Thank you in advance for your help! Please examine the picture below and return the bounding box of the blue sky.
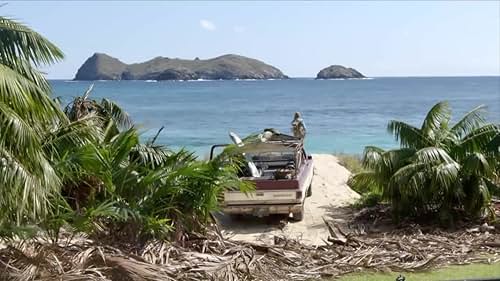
[4,1,500,78]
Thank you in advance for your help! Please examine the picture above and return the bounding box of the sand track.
[215,154,360,245]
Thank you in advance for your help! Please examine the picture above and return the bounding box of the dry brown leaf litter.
[1,219,499,281]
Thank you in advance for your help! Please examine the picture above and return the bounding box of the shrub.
[348,102,500,223]
[337,154,364,174]
[0,17,249,242]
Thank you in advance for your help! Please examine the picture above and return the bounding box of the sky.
[3,1,500,78]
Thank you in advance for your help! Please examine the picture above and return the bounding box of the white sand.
[215,154,360,245]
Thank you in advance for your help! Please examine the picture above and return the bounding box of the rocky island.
[316,65,365,79]
[74,53,288,81]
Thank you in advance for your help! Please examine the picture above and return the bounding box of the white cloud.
[233,25,245,33]
[200,19,216,31]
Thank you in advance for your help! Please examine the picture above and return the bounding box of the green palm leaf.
[456,124,499,158]
[420,101,451,140]
[462,152,492,177]
[449,105,487,139]
[413,147,455,164]
[387,120,432,148]
[42,114,103,158]
[0,63,62,121]
[431,162,460,193]
[0,147,60,222]
[388,162,428,201]
[0,16,63,66]
[0,16,65,228]
[381,148,416,173]
[130,144,171,168]
[356,101,498,222]
[348,171,384,193]
[361,146,384,170]
[100,98,132,129]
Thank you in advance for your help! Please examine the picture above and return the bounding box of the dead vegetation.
[1,215,500,281]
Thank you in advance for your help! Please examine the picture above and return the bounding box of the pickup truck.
[210,130,314,221]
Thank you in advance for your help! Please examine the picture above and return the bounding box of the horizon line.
[47,74,500,80]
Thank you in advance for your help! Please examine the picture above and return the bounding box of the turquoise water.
[50,77,499,156]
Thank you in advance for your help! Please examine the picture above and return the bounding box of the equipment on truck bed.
[210,127,314,221]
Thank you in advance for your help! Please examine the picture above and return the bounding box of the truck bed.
[222,158,314,217]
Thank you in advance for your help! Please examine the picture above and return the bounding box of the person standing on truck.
[291,112,306,139]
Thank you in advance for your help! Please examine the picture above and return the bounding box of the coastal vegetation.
[0,14,498,281]
[0,16,246,243]
[336,154,364,174]
[348,102,500,223]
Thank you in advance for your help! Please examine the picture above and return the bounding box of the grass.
[335,153,382,208]
[333,263,500,281]
[336,153,364,174]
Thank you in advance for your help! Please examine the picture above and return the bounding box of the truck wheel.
[292,205,304,221]
[306,183,312,197]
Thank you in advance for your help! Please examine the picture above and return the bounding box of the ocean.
[50,77,500,157]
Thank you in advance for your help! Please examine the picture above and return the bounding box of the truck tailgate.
[224,190,300,205]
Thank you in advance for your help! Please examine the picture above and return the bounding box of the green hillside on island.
[74,53,288,81]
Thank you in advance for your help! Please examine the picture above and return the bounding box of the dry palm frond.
[1,220,500,281]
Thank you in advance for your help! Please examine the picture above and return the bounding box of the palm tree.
[64,84,132,139]
[349,102,500,222]
[54,86,250,241]
[0,15,248,243]
[0,16,66,226]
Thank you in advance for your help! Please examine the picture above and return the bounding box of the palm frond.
[347,171,384,194]
[1,57,51,91]
[420,101,451,139]
[462,152,492,177]
[486,132,500,155]
[357,102,497,221]
[387,120,432,148]
[431,162,460,193]
[0,147,60,223]
[361,146,384,170]
[100,98,132,129]
[456,124,500,157]
[388,162,428,201]
[0,100,42,157]
[130,144,171,168]
[109,128,140,167]
[413,147,455,165]
[42,114,104,157]
[0,63,62,122]
[0,16,64,66]
[449,105,487,139]
[381,148,416,174]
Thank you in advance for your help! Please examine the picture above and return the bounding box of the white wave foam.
[317,77,374,80]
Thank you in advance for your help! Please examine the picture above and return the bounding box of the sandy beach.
[215,154,360,245]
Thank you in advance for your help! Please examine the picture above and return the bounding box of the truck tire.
[292,205,304,221]
[306,183,312,197]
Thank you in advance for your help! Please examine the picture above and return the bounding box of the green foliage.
[0,17,248,242]
[348,102,500,223]
[352,192,383,209]
[336,154,364,174]
[336,153,384,208]
[0,16,65,227]
[51,89,250,241]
